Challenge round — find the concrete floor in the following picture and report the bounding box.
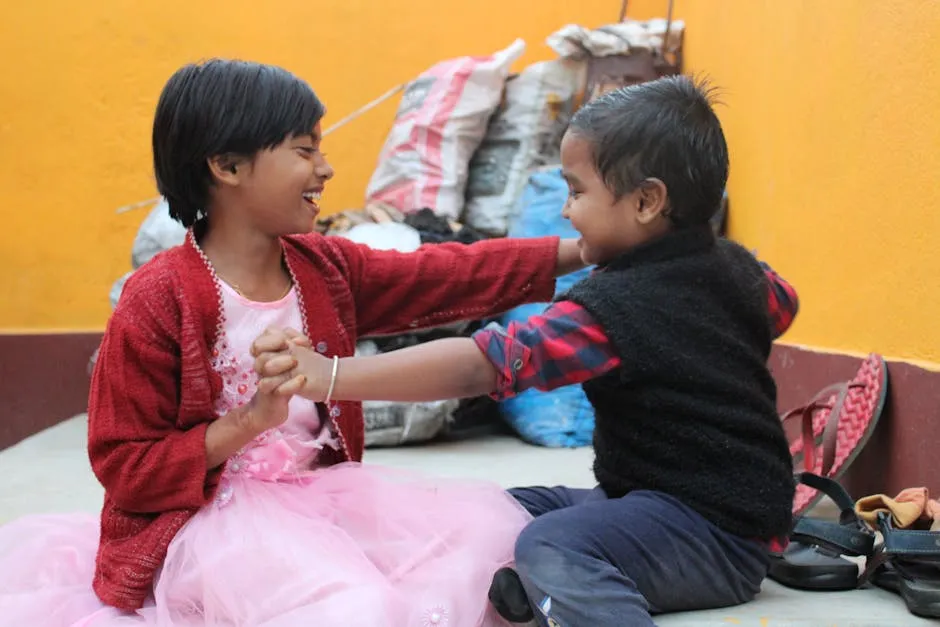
[0,416,930,626]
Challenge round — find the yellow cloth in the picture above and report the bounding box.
[856,487,940,532]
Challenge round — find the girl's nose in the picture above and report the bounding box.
[316,155,334,180]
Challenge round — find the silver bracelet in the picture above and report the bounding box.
[324,355,340,405]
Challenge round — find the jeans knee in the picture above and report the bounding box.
[513,518,573,582]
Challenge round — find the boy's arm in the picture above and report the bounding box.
[256,301,621,403]
[325,235,584,338]
[759,261,800,338]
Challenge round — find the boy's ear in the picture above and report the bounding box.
[635,178,668,225]
[207,154,242,187]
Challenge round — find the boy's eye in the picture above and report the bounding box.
[297,146,317,155]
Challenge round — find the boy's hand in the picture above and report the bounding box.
[287,344,334,401]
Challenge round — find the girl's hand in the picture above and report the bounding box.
[244,370,306,433]
[252,326,333,402]
[250,326,311,356]
[245,327,312,432]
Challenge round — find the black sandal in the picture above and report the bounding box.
[488,567,534,623]
[861,512,940,618]
[768,472,876,590]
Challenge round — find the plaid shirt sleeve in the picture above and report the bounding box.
[471,300,621,401]
[759,261,800,339]
[471,264,799,401]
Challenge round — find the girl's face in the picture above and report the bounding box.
[235,122,334,236]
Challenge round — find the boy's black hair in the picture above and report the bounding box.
[568,75,728,228]
[152,59,325,227]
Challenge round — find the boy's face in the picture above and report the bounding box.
[560,132,669,266]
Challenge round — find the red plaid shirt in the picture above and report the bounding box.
[473,261,799,401]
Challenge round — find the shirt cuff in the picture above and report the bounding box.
[472,322,531,401]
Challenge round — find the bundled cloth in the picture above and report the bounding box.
[546,19,685,60]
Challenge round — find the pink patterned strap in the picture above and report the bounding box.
[783,381,863,476]
[782,382,845,472]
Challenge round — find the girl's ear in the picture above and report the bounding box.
[207,154,242,187]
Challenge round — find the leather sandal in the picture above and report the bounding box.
[768,472,876,591]
[861,512,940,618]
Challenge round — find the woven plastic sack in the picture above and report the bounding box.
[357,340,459,447]
[498,167,595,447]
[365,40,526,220]
[109,199,186,310]
[463,59,586,236]
[132,199,186,269]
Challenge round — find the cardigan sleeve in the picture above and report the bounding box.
[327,236,560,338]
[87,277,219,513]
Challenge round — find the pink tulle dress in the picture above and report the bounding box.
[0,282,531,626]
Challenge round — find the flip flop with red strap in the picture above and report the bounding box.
[782,353,889,516]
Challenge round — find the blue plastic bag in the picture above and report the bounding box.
[498,167,596,447]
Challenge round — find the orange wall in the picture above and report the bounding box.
[627,0,940,366]
[2,0,939,368]
[0,0,622,332]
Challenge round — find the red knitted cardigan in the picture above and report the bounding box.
[87,230,559,610]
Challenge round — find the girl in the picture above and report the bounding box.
[0,59,583,626]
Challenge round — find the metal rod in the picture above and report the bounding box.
[662,0,675,58]
[115,83,408,214]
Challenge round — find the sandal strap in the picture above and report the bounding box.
[859,513,940,586]
[877,512,940,558]
[789,473,875,557]
[858,546,890,585]
[785,382,863,476]
[783,383,845,473]
[796,472,855,512]
[791,517,875,557]
[819,382,864,476]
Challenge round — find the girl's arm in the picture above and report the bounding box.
[323,235,583,338]
[555,238,586,276]
[89,301,222,513]
[88,278,284,514]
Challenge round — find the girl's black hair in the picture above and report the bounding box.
[152,59,325,227]
[568,75,729,228]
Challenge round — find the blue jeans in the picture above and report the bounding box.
[508,486,770,627]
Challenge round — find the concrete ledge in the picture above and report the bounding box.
[2,335,938,502]
[0,332,101,451]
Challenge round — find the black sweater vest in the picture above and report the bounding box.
[564,227,794,539]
